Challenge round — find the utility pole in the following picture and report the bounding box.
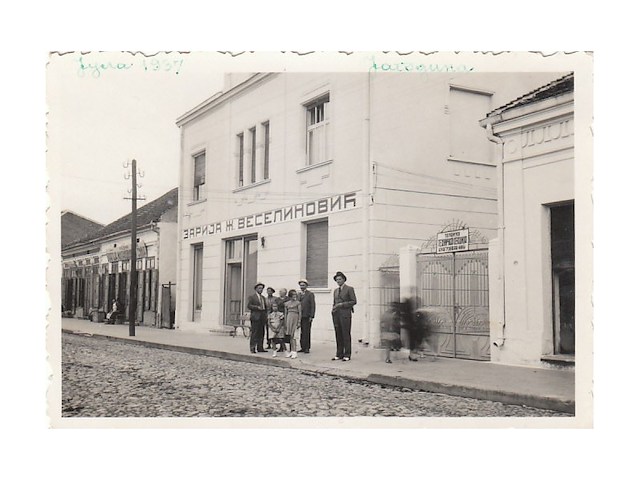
[124,159,145,336]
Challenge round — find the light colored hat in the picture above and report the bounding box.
[298,279,309,286]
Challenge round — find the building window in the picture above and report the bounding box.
[121,260,130,272]
[249,127,257,184]
[145,257,156,269]
[193,152,206,201]
[111,261,119,274]
[305,94,330,166]
[237,133,245,187]
[262,121,270,180]
[448,86,493,164]
[136,258,143,270]
[305,219,328,287]
[192,244,203,321]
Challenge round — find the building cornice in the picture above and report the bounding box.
[176,73,277,127]
[481,95,574,135]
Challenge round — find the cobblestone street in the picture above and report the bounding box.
[61,333,570,418]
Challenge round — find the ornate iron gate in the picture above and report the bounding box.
[416,249,489,360]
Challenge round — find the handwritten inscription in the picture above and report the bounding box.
[369,56,474,73]
[77,55,185,78]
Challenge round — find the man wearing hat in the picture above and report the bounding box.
[331,271,357,361]
[298,279,316,354]
[247,282,269,353]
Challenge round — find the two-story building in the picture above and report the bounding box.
[174,72,562,355]
[61,188,179,327]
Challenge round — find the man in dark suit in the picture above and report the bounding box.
[331,271,357,361]
[247,282,268,353]
[297,279,316,354]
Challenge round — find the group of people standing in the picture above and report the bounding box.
[247,279,316,358]
[246,271,358,362]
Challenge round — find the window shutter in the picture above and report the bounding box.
[306,220,328,287]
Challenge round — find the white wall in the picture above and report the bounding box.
[488,93,574,365]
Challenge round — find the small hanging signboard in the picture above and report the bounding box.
[436,228,469,254]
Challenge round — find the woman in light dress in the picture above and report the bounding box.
[284,289,302,359]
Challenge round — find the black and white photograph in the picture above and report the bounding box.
[45,51,593,428]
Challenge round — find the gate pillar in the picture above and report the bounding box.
[399,245,420,301]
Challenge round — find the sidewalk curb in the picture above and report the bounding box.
[365,374,575,414]
[62,329,574,414]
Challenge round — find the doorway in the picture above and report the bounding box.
[550,203,575,355]
[224,236,258,326]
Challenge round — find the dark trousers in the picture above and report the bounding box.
[300,317,312,352]
[332,313,352,358]
[264,321,271,347]
[250,318,266,351]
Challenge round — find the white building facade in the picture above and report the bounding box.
[481,74,576,367]
[175,72,563,355]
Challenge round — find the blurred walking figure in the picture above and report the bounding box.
[380,302,402,363]
[400,297,428,361]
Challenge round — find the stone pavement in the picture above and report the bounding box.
[60,317,575,413]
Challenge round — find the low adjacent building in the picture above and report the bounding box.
[61,188,178,327]
[481,73,576,367]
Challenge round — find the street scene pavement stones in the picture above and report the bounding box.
[62,333,570,418]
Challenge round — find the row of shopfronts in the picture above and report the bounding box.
[170,71,579,367]
[61,188,178,328]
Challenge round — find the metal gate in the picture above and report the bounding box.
[416,249,489,360]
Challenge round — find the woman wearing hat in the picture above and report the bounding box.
[331,271,357,361]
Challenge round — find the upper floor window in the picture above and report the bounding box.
[448,86,493,164]
[236,121,271,188]
[262,121,270,180]
[305,94,330,166]
[237,132,245,187]
[249,127,257,184]
[193,152,206,201]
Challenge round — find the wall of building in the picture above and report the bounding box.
[365,72,563,347]
[176,73,369,339]
[488,94,574,366]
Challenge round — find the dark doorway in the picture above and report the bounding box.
[550,202,575,355]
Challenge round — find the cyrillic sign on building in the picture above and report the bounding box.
[183,192,358,240]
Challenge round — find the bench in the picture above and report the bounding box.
[227,314,251,337]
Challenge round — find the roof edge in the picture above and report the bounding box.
[176,72,276,127]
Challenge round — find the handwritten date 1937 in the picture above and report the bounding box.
[77,55,185,78]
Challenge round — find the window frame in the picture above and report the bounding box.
[237,132,245,187]
[304,218,329,288]
[192,151,206,201]
[304,93,330,166]
[262,121,270,180]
